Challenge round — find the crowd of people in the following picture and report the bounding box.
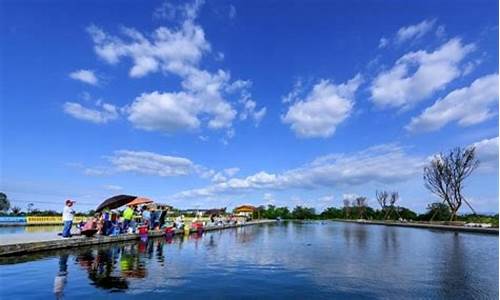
[61,199,246,238]
[77,205,174,237]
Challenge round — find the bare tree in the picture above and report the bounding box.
[355,197,367,219]
[376,190,389,219]
[27,203,34,214]
[423,147,479,221]
[343,199,350,218]
[387,192,401,220]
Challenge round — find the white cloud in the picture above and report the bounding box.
[239,92,267,125]
[378,37,389,48]
[395,19,436,44]
[263,193,275,204]
[172,143,424,199]
[69,69,98,85]
[127,91,201,132]
[210,167,240,183]
[87,1,265,134]
[109,150,196,177]
[282,74,362,138]
[472,136,499,172]
[228,5,236,19]
[63,101,119,124]
[103,184,123,191]
[153,0,203,21]
[87,22,209,78]
[223,167,240,177]
[370,38,475,109]
[406,74,498,132]
[281,79,303,103]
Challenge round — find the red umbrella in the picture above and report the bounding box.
[127,197,153,206]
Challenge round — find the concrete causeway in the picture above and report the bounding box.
[0,219,276,256]
[337,219,499,234]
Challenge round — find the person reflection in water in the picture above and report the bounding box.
[53,254,69,299]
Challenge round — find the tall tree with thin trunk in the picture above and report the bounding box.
[423,147,479,221]
[376,190,389,219]
[343,199,350,218]
[387,192,401,220]
[355,197,367,219]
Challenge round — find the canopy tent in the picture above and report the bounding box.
[127,197,153,206]
[234,205,256,213]
[95,195,137,212]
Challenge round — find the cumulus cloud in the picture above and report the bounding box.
[395,19,436,44]
[103,184,123,191]
[172,143,425,199]
[370,38,475,109]
[82,149,242,182]
[87,21,209,78]
[281,79,304,103]
[239,92,267,125]
[69,69,98,85]
[282,74,362,138]
[210,167,240,183]
[472,136,499,172]
[153,0,204,21]
[378,37,389,48]
[87,0,265,134]
[406,74,499,132]
[63,101,119,124]
[109,150,196,177]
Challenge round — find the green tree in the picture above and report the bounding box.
[419,202,452,221]
[320,207,343,219]
[274,206,291,219]
[11,206,22,215]
[397,207,418,220]
[0,192,10,212]
[291,206,316,219]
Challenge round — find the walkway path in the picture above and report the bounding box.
[0,220,276,256]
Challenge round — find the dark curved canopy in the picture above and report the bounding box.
[96,195,137,212]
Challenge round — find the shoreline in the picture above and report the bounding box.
[0,219,276,256]
[333,219,499,234]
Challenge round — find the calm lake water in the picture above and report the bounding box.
[0,221,497,299]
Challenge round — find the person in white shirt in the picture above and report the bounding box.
[62,200,75,238]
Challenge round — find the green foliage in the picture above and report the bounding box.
[457,214,499,227]
[398,207,418,220]
[0,192,10,212]
[320,207,343,219]
[418,202,452,221]
[10,206,22,215]
[291,206,316,220]
[261,205,291,219]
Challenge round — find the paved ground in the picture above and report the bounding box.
[0,230,82,246]
[0,220,277,255]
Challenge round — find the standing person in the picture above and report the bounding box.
[62,200,75,238]
[102,208,112,236]
[142,207,151,228]
[122,205,134,232]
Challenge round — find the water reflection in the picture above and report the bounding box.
[53,255,68,299]
[76,248,129,290]
[1,222,497,299]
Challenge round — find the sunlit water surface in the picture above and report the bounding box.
[0,221,497,299]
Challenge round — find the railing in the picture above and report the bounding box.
[26,216,88,224]
[0,216,88,225]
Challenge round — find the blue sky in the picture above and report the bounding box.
[1,0,498,213]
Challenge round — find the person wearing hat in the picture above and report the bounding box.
[62,200,75,238]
